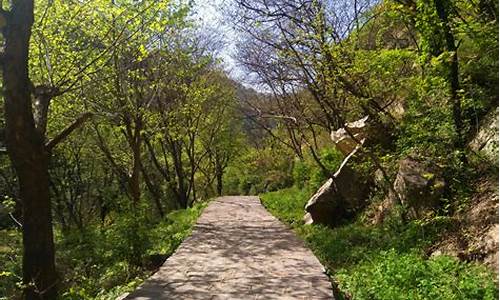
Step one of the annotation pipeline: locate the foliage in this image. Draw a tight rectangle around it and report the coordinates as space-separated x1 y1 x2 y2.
224 138 295 195
261 188 498 300
310 148 344 188
0 229 22 299
396 74 456 157
293 147 344 191
337 250 498 300
0 0 497 297
0 201 206 299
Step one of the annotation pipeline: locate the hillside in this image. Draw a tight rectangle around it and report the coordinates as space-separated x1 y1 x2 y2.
0 0 498 299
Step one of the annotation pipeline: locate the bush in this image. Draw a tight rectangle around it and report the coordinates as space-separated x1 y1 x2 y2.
292 159 311 189
337 250 498 300
0 201 207 300
260 187 309 226
110 212 152 267
292 148 344 191
0 229 22 299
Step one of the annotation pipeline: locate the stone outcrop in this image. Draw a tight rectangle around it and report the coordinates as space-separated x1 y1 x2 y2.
304 115 400 226
330 116 368 155
370 156 445 224
392 156 445 219
304 164 368 226
330 115 394 153
369 197 394 225
429 176 498 273
303 178 335 225
304 116 371 226
304 165 368 225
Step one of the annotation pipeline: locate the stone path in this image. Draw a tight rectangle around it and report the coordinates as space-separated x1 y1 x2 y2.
122 196 333 300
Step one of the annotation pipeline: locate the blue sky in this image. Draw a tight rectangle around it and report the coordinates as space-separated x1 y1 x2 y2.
192 0 241 79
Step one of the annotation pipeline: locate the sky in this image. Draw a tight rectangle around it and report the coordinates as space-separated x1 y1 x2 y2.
191 0 247 83
193 0 236 72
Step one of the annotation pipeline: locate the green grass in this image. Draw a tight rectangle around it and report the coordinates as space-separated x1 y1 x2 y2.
261 187 498 300
0 202 206 300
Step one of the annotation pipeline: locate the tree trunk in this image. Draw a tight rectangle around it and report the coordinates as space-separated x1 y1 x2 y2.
1 1 58 298
129 140 141 205
216 168 223 196
141 163 164 218
126 122 142 205
215 155 223 196
433 0 466 157
170 139 188 208
18 156 57 299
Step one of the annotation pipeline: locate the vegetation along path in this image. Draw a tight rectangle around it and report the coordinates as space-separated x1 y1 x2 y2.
122 196 333 299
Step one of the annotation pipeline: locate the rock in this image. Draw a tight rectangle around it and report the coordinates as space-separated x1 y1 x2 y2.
371 197 394 225
429 176 499 274
371 157 445 224
392 157 445 219
304 117 374 226
330 115 394 156
304 178 336 225
304 164 368 226
303 212 313 225
429 236 465 260
331 116 368 155
430 224 499 273
373 168 390 191
481 224 499 273
388 101 405 120
469 107 499 164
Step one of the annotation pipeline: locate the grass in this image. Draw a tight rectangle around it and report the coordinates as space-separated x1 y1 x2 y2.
261 187 498 300
0 201 206 300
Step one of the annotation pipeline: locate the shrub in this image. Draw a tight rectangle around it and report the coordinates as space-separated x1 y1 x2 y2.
292 159 311 189
292 147 344 191
336 250 498 300
0 201 207 299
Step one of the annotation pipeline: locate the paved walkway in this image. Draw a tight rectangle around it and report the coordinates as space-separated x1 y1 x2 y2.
122 196 333 300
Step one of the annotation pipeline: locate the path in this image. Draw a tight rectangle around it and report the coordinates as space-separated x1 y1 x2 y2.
122 196 333 299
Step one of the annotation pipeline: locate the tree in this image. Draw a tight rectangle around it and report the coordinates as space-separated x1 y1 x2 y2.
0 0 168 297
0 0 58 298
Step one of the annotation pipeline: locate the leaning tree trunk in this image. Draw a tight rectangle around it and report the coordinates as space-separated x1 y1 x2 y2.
1 1 58 299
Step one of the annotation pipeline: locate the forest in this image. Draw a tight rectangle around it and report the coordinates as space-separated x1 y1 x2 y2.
0 0 498 299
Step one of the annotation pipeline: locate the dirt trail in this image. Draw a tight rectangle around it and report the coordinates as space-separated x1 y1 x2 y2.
121 196 333 299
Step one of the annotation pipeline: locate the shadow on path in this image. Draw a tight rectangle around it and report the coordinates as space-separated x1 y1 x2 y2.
121 196 333 300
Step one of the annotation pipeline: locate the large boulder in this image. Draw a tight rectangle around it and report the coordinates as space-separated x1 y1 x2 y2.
392 157 445 219
331 115 394 156
303 178 335 225
330 116 368 155
304 117 375 226
304 152 369 226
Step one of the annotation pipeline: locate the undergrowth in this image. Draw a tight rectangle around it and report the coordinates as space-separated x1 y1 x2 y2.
0 202 206 300
261 187 498 300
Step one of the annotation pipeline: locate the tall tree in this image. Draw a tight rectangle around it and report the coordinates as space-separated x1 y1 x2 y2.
0 0 57 298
